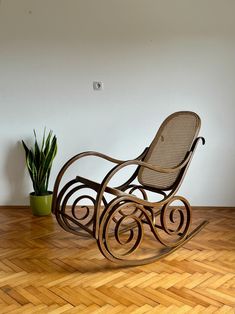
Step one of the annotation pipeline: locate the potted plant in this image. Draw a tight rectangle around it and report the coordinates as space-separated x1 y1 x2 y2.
22 129 57 216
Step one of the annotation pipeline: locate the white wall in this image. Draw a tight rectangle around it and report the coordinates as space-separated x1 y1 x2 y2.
0 0 235 206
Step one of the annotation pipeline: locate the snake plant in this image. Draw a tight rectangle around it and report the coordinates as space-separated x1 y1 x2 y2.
22 129 57 196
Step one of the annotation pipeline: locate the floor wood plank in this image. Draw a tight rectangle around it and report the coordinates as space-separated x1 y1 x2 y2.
0 207 234 313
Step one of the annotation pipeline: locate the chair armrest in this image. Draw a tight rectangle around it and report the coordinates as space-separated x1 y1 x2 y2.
95 152 191 200
54 148 148 186
52 149 148 210
113 152 192 175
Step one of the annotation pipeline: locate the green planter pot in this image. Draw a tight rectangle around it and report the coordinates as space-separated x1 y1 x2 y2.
30 192 53 216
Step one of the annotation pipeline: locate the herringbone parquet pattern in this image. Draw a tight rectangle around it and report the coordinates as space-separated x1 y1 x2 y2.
0 207 234 313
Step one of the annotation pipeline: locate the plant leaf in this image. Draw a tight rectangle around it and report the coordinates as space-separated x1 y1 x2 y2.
22 130 57 195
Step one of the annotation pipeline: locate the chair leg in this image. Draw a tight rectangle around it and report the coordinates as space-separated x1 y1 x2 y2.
97 196 208 266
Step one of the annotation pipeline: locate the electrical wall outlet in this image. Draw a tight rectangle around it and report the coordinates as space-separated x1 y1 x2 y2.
93 81 103 91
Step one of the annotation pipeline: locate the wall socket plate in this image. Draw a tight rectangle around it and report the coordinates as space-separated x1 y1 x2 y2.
93 81 103 91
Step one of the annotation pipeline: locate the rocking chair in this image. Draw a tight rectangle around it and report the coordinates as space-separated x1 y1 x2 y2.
52 111 208 266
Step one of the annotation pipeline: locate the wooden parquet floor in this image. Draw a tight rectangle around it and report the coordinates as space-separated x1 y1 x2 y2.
0 207 234 313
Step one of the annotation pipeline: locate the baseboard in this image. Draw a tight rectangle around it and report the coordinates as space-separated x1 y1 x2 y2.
0 205 31 209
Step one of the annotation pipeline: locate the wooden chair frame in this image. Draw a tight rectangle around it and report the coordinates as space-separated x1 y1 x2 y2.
52 112 208 266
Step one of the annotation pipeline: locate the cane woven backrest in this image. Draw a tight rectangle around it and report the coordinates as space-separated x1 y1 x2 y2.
138 111 201 190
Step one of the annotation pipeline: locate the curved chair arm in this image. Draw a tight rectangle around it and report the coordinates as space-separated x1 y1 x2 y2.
96 136 205 204
114 152 193 177
52 149 148 213
97 152 192 198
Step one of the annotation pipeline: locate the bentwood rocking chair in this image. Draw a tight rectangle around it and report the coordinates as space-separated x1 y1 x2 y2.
52 111 208 266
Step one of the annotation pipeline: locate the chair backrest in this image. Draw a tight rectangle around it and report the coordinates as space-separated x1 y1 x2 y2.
138 111 201 190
